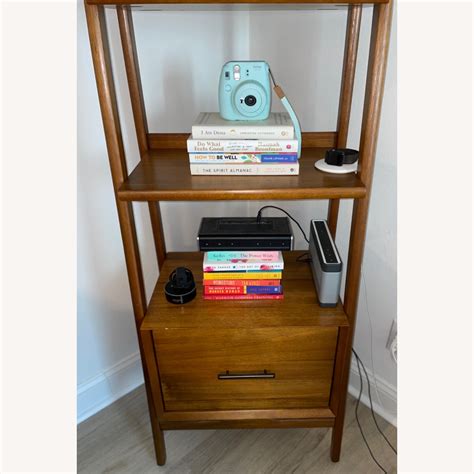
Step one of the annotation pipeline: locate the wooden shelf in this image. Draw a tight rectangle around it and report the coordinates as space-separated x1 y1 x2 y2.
141 251 349 330
118 148 366 201
89 1 387 6
128 4 367 11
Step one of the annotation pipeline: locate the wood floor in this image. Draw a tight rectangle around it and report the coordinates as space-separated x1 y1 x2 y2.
78 385 397 473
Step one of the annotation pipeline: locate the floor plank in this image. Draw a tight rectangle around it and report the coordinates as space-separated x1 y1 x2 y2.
78 385 397 473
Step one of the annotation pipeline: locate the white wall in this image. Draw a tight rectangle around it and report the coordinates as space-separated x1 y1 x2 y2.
78 5 396 423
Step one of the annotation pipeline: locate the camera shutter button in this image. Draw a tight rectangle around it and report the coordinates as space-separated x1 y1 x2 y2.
225 84 231 92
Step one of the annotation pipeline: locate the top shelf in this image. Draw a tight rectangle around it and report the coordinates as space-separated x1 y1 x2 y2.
88 0 387 6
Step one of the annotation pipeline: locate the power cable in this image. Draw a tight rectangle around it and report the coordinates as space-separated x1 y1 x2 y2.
353 350 388 474
353 349 397 454
256 206 309 244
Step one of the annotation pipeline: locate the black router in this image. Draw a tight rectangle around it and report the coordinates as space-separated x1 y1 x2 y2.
197 217 293 251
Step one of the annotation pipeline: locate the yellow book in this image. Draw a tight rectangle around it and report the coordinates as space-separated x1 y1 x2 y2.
203 271 282 280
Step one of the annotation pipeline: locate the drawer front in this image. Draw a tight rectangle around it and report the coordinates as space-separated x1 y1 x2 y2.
153 327 338 411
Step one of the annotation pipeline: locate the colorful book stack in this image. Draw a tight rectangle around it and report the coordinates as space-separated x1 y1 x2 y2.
202 251 284 300
187 112 299 176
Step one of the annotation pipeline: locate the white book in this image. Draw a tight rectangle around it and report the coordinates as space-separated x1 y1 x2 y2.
189 163 299 176
191 112 294 140
187 136 299 153
188 153 298 164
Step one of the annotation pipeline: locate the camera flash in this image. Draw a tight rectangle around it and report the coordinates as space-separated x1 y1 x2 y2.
233 65 241 81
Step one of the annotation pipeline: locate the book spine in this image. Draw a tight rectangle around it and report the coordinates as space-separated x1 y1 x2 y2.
246 285 283 294
204 285 282 295
203 271 282 280
188 153 298 164
191 125 294 140
203 263 284 272
204 286 245 295
190 163 299 176
205 251 280 260
202 279 281 286
187 139 299 153
203 294 284 301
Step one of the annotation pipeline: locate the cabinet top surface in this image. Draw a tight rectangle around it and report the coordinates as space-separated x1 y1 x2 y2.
118 149 366 202
141 252 349 330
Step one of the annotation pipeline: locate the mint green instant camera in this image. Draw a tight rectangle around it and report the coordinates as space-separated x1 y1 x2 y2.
219 61 271 121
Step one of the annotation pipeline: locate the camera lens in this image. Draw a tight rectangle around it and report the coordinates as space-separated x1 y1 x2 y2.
244 95 257 107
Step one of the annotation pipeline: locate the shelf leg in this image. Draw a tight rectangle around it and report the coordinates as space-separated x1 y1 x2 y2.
327 4 362 238
116 5 167 269
148 402 167 466
84 1 167 465
330 0 393 462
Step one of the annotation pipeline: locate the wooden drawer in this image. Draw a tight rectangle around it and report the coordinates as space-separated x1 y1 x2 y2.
153 327 338 411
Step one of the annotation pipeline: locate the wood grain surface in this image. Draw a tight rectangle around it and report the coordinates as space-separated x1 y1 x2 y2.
147 132 337 150
330 0 394 462
328 3 362 237
160 407 335 422
154 327 337 411
159 418 335 430
116 5 168 267
140 252 349 330
118 149 366 201
85 2 167 463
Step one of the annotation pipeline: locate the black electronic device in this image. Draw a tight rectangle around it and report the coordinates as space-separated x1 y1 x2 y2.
197 217 293 251
324 148 359 166
164 267 196 304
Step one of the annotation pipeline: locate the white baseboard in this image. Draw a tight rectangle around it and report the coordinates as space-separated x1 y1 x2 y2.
348 359 397 427
77 351 144 424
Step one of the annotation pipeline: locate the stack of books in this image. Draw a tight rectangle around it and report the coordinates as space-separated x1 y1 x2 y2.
202 251 284 301
187 112 299 176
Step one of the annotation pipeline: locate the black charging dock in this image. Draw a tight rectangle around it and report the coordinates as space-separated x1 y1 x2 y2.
197 217 294 251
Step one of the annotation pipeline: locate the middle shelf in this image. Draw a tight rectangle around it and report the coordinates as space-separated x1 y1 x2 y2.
118 148 366 202
141 251 349 330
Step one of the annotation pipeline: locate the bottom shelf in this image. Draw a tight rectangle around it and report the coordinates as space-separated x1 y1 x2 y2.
141 252 349 330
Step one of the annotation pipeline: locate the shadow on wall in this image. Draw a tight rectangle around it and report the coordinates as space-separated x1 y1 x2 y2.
161 200 252 252
161 56 196 132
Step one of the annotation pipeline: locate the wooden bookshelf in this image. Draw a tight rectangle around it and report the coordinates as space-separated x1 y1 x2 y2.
85 0 393 466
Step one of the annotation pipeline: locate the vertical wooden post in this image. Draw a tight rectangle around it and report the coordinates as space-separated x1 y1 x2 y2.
117 5 167 268
84 2 166 465
327 4 362 238
330 0 393 462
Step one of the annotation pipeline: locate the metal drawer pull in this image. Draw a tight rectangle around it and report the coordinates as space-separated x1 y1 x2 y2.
218 370 275 380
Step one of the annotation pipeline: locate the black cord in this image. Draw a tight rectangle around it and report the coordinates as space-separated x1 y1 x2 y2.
353 351 388 474
352 350 397 455
256 206 309 244
254 205 395 465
